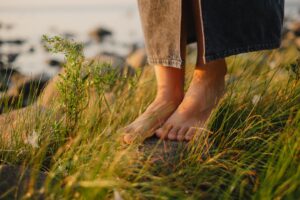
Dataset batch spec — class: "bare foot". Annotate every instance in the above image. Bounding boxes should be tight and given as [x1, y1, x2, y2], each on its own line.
[122, 65, 184, 144]
[155, 59, 227, 141]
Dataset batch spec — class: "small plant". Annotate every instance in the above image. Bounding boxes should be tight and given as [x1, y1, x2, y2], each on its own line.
[43, 35, 89, 135]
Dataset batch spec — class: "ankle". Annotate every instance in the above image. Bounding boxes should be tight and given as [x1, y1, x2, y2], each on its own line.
[155, 89, 184, 105]
[196, 59, 227, 75]
[194, 63, 226, 83]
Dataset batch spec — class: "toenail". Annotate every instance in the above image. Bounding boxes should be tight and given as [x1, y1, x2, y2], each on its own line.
[123, 134, 134, 144]
[168, 133, 176, 140]
[177, 135, 184, 141]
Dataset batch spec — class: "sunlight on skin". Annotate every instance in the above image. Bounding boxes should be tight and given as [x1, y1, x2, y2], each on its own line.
[122, 102, 178, 143]
[122, 65, 185, 144]
[155, 59, 227, 141]
[123, 59, 227, 143]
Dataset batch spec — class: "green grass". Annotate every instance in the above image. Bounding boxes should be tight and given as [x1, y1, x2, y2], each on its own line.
[0, 36, 300, 199]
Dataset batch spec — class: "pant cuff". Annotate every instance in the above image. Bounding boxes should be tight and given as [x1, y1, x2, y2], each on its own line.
[147, 58, 183, 69]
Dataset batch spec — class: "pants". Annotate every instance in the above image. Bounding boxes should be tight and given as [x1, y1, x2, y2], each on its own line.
[137, 0, 284, 68]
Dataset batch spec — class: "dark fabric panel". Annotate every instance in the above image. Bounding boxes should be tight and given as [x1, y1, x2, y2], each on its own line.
[199, 0, 284, 59]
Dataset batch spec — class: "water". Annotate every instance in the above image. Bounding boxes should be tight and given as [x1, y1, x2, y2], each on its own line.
[0, 0, 299, 76]
[0, 1, 143, 76]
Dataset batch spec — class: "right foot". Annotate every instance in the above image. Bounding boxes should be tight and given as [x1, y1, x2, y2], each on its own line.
[122, 65, 185, 144]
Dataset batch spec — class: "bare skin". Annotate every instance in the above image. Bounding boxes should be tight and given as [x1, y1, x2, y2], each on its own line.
[122, 65, 185, 144]
[122, 0, 227, 143]
[155, 59, 227, 141]
[153, 0, 227, 141]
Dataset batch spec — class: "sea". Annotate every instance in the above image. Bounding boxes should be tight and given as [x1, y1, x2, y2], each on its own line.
[0, 0, 299, 76]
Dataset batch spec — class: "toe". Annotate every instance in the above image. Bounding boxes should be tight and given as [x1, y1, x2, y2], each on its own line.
[123, 133, 135, 144]
[168, 127, 180, 140]
[156, 124, 172, 139]
[177, 127, 189, 141]
[185, 128, 197, 141]
[155, 127, 164, 138]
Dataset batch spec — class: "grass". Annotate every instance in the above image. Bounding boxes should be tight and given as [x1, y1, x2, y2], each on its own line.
[0, 36, 300, 199]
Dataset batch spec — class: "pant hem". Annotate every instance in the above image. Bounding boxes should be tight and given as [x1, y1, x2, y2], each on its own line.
[204, 42, 281, 62]
[147, 58, 183, 69]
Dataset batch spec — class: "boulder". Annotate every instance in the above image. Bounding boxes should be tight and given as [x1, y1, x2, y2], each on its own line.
[92, 52, 135, 76]
[0, 69, 48, 113]
[8, 53, 19, 63]
[89, 27, 113, 42]
[290, 21, 300, 37]
[281, 20, 300, 49]
[0, 105, 46, 144]
[0, 164, 46, 199]
[37, 70, 63, 108]
[62, 32, 76, 39]
[140, 137, 188, 164]
[46, 59, 62, 68]
[28, 46, 35, 53]
[94, 52, 125, 67]
[126, 48, 147, 69]
[0, 39, 25, 46]
[0, 68, 26, 92]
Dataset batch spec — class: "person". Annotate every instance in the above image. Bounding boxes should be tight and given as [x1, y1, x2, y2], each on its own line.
[123, 0, 284, 143]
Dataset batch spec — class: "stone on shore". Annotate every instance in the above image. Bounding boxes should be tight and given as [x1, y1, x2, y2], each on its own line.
[92, 53, 135, 75]
[141, 137, 188, 164]
[0, 164, 46, 199]
[126, 48, 147, 69]
[0, 69, 48, 113]
[89, 27, 113, 43]
[46, 59, 62, 68]
[0, 39, 26, 46]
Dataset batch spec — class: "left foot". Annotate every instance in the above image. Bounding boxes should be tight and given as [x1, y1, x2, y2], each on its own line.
[122, 65, 185, 144]
[155, 59, 227, 141]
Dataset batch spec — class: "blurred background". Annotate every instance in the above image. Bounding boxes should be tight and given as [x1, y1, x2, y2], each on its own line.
[0, 0, 299, 78]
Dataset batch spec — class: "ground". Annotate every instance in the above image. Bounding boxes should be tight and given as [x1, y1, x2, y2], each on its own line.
[0, 36, 299, 199]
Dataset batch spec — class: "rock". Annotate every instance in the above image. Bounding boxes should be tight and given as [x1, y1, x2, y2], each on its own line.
[5, 24, 13, 30]
[37, 70, 63, 108]
[295, 29, 300, 37]
[0, 102, 63, 149]
[126, 48, 147, 69]
[0, 70, 48, 113]
[0, 61, 4, 68]
[0, 68, 23, 91]
[93, 53, 125, 68]
[0, 106, 33, 143]
[92, 52, 135, 76]
[140, 137, 188, 164]
[0, 39, 25, 46]
[290, 21, 300, 37]
[0, 164, 46, 199]
[285, 31, 296, 41]
[281, 20, 300, 49]
[295, 38, 300, 49]
[89, 27, 113, 42]
[62, 32, 76, 39]
[28, 46, 35, 53]
[0, 53, 19, 64]
[7, 53, 19, 63]
[19, 78, 48, 105]
[46, 59, 62, 67]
